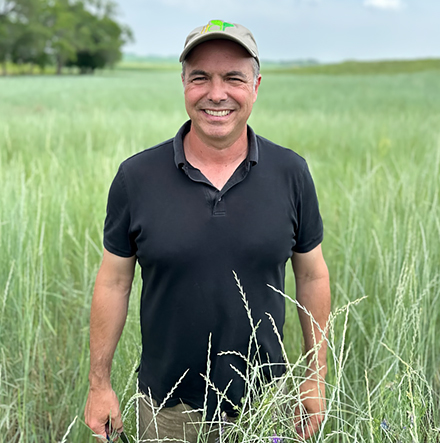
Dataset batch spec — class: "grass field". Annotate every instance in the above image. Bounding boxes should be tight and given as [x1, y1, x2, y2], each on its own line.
[268, 58, 440, 75]
[0, 67, 439, 442]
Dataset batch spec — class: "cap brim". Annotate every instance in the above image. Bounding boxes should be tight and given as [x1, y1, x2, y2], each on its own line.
[179, 32, 259, 64]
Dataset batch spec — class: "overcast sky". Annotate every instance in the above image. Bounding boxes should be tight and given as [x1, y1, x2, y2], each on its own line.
[116, 0, 440, 63]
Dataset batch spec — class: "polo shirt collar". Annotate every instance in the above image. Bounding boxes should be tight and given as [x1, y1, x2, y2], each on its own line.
[173, 120, 259, 169]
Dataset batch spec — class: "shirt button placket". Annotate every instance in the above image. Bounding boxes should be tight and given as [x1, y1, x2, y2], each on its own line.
[213, 194, 226, 216]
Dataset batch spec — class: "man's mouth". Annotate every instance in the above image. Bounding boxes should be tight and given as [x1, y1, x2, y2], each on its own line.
[204, 109, 231, 117]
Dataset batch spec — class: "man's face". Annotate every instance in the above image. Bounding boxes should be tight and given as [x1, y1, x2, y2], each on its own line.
[182, 39, 261, 148]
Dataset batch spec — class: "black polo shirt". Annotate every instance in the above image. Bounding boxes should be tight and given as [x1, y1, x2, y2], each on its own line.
[104, 121, 323, 420]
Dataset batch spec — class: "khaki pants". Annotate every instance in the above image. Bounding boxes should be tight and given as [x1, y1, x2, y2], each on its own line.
[136, 378, 292, 442]
[137, 392, 222, 443]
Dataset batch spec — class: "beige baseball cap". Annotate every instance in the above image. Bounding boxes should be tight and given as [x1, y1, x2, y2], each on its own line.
[179, 20, 260, 66]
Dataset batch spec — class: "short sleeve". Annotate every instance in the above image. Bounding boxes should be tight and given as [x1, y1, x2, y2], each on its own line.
[103, 165, 137, 257]
[293, 163, 323, 253]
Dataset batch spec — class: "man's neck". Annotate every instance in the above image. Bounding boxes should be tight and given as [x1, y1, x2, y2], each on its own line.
[183, 124, 249, 190]
[183, 125, 248, 169]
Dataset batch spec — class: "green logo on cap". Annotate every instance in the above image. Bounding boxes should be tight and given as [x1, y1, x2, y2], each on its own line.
[201, 20, 234, 34]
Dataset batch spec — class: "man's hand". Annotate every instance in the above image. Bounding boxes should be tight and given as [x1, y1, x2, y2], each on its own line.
[85, 387, 123, 440]
[294, 378, 326, 440]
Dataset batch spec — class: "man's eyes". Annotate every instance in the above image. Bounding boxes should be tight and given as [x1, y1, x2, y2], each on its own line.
[189, 76, 246, 83]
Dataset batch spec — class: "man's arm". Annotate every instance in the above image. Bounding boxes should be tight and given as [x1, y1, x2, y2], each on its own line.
[85, 248, 136, 440]
[291, 244, 331, 440]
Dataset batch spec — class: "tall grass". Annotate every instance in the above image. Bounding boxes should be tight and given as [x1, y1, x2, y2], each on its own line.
[0, 70, 439, 441]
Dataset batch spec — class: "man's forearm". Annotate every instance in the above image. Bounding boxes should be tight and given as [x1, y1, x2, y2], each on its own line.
[85, 251, 135, 438]
[295, 273, 331, 379]
[89, 273, 131, 387]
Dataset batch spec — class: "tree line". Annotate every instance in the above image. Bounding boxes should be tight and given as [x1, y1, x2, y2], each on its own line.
[0, 0, 133, 75]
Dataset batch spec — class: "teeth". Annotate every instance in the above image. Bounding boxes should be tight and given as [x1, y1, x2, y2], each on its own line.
[205, 110, 231, 117]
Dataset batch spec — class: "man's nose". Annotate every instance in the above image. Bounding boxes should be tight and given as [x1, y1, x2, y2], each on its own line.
[207, 79, 227, 103]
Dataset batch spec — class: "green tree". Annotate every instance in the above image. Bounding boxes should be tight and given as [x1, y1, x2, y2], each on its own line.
[44, 0, 81, 74]
[73, 10, 132, 73]
[0, 0, 51, 74]
[46, 0, 133, 74]
[0, 0, 30, 74]
[0, 0, 133, 75]
[67, 0, 132, 74]
[11, 2, 51, 72]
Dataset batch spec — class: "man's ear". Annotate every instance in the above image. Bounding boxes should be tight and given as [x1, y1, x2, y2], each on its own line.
[253, 75, 262, 102]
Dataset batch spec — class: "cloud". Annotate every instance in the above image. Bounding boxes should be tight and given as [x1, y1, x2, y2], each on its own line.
[364, 0, 405, 10]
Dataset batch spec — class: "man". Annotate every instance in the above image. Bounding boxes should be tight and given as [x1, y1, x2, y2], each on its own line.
[85, 20, 330, 442]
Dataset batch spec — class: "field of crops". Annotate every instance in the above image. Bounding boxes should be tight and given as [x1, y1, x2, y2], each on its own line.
[1, 67, 439, 442]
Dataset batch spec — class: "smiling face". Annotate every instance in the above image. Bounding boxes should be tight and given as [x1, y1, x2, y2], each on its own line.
[182, 39, 261, 149]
